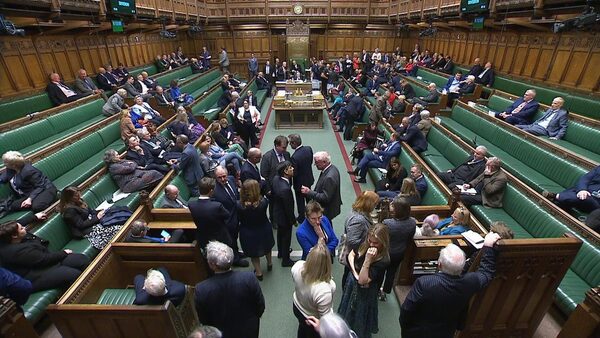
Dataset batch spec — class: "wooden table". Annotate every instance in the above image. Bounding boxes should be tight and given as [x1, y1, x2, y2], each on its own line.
[274, 106, 325, 129]
[275, 81, 313, 92]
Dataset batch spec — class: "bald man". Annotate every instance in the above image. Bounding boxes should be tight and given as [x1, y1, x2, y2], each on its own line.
[46, 73, 89, 106]
[161, 184, 188, 208]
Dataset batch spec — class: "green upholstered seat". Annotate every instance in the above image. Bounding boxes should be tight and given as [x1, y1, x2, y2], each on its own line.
[22, 289, 61, 323]
[153, 175, 192, 208]
[192, 88, 223, 121]
[415, 68, 448, 89]
[0, 93, 54, 124]
[97, 289, 137, 305]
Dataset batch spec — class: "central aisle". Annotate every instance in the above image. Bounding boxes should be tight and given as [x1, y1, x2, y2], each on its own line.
[254, 99, 401, 337]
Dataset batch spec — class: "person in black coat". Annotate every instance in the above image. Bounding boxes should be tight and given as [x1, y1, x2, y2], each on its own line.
[474, 62, 495, 87]
[240, 148, 268, 195]
[0, 217, 90, 292]
[399, 80, 416, 100]
[125, 136, 171, 174]
[256, 72, 272, 96]
[400, 232, 501, 338]
[397, 117, 428, 154]
[195, 241, 265, 338]
[343, 92, 366, 141]
[212, 166, 248, 267]
[271, 162, 296, 267]
[260, 136, 291, 225]
[288, 134, 314, 223]
[173, 136, 204, 197]
[438, 146, 488, 189]
[133, 267, 186, 306]
[301, 152, 342, 223]
[188, 177, 233, 249]
[1, 151, 58, 213]
[46, 73, 88, 106]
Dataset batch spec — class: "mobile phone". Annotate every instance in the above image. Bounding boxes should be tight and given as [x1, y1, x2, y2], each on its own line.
[161, 230, 171, 238]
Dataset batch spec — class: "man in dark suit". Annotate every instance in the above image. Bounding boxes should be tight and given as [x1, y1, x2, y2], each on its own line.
[195, 241, 265, 338]
[410, 164, 428, 198]
[161, 184, 188, 208]
[46, 73, 88, 106]
[397, 117, 428, 153]
[133, 267, 186, 306]
[173, 135, 204, 197]
[212, 166, 248, 267]
[126, 136, 170, 174]
[439, 55, 454, 74]
[438, 146, 488, 189]
[495, 89, 540, 125]
[276, 61, 288, 81]
[399, 79, 416, 100]
[256, 72, 272, 96]
[516, 97, 568, 140]
[544, 165, 600, 213]
[301, 151, 342, 222]
[190, 57, 204, 74]
[349, 132, 402, 183]
[411, 82, 439, 106]
[342, 92, 366, 141]
[475, 62, 495, 87]
[289, 134, 314, 223]
[461, 157, 508, 208]
[271, 162, 296, 267]
[96, 67, 119, 91]
[260, 135, 291, 196]
[400, 232, 501, 338]
[189, 177, 232, 249]
[141, 71, 158, 90]
[154, 86, 175, 107]
[467, 57, 483, 77]
[361, 49, 372, 73]
[73, 68, 107, 100]
[246, 90, 259, 108]
[240, 148, 267, 193]
[125, 220, 184, 243]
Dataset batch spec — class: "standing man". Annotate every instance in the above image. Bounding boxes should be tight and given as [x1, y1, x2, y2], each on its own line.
[201, 46, 212, 69]
[212, 166, 249, 267]
[241, 148, 267, 194]
[301, 152, 342, 223]
[264, 61, 273, 84]
[289, 134, 314, 223]
[173, 135, 204, 197]
[219, 47, 230, 73]
[320, 63, 330, 97]
[261, 136, 291, 227]
[400, 232, 501, 338]
[271, 161, 296, 267]
[248, 53, 259, 78]
[188, 178, 232, 249]
[195, 241, 265, 338]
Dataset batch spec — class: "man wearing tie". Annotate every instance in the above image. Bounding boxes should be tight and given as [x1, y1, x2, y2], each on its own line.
[256, 72, 272, 96]
[301, 151, 342, 223]
[516, 97, 568, 140]
[261, 136, 291, 228]
[264, 61, 273, 84]
[271, 161, 296, 267]
[288, 134, 314, 223]
[349, 132, 402, 183]
[248, 53, 259, 78]
[241, 148, 268, 194]
[161, 184, 188, 208]
[74, 68, 108, 100]
[495, 89, 540, 125]
[189, 177, 232, 249]
[46, 73, 89, 106]
[213, 166, 249, 267]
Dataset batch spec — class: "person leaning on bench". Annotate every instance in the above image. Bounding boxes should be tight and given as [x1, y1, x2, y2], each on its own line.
[543, 165, 600, 214]
[495, 89, 540, 125]
[133, 267, 186, 306]
[46, 72, 91, 107]
[125, 219, 184, 243]
[516, 97, 568, 140]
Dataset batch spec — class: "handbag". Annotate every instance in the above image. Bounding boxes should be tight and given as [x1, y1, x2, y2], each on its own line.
[337, 233, 350, 266]
[100, 206, 133, 227]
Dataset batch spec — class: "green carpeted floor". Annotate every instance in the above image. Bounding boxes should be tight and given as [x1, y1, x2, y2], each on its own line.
[235, 97, 401, 337]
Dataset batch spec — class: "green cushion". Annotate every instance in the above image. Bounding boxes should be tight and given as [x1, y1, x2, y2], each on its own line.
[131, 64, 158, 77]
[22, 289, 61, 323]
[157, 67, 194, 88]
[415, 68, 448, 89]
[0, 93, 54, 124]
[565, 95, 600, 120]
[97, 288, 136, 305]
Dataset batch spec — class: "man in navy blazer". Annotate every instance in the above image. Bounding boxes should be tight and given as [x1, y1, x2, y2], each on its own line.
[289, 134, 314, 223]
[400, 232, 501, 338]
[495, 89, 540, 125]
[212, 166, 248, 267]
[240, 148, 267, 191]
[398, 117, 428, 153]
[271, 162, 296, 267]
[474, 62, 495, 87]
[411, 164, 429, 198]
[133, 267, 186, 306]
[173, 135, 204, 197]
[188, 177, 232, 249]
[545, 165, 600, 213]
[245, 90, 259, 108]
[516, 97, 568, 140]
[350, 132, 402, 183]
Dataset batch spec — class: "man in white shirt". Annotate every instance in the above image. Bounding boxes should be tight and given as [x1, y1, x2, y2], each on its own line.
[516, 97, 568, 140]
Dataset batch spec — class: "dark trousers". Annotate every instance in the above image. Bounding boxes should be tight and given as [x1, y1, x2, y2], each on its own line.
[241, 123, 259, 148]
[146, 163, 169, 174]
[293, 303, 320, 338]
[30, 253, 90, 292]
[11, 186, 58, 212]
[461, 193, 482, 207]
[381, 253, 403, 294]
[277, 223, 292, 261]
[343, 117, 356, 141]
[294, 189, 308, 223]
[557, 189, 600, 212]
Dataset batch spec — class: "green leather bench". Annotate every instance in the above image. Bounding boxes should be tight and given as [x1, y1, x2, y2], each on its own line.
[478, 95, 600, 162]
[131, 64, 159, 77]
[0, 93, 54, 124]
[565, 95, 600, 120]
[153, 175, 192, 208]
[156, 67, 197, 89]
[192, 88, 223, 122]
[188, 72, 223, 101]
[469, 184, 600, 315]
[421, 126, 471, 174]
[244, 80, 268, 110]
[0, 99, 106, 156]
[97, 289, 136, 305]
[438, 105, 588, 193]
[414, 68, 448, 89]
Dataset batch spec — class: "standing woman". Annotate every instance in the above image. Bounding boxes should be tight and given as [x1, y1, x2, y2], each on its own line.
[237, 179, 274, 280]
[338, 223, 390, 338]
[296, 201, 338, 260]
[291, 239, 336, 338]
[379, 197, 416, 301]
[59, 186, 122, 251]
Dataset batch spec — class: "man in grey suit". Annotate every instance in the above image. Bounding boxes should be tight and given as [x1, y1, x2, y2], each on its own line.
[173, 135, 204, 197]
[161, 184, 188, 208]
[123, 76, 144, 98]
[74, 69, 108, 100]
[411, 82, 440, 107]
[301, 151, 342, 222]
[516, 97, 568, 140]
[101, 89, 128, 116]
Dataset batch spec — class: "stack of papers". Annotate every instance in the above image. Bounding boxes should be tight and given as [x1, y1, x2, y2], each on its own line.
[462, 230, 485, 249]
[459, 186, 477, 195]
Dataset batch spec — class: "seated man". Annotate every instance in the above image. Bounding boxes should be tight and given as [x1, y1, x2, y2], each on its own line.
[96, 67, 119, 91]
[134, 74, 154, 96]
[190, 57, 204, 74]
[102, 89, 129, 116]
[125, 220, 184, 243]
[397, 117, 428, 153]
[133, 267, 186, 306]
[126, 136, 172, 174]
[0, 267, 32, 306]
[475, 62, 495, 87]
[348, 132, 401, 183]
[365, 75, 380, 96]
[495, 89, 540, 125]
[398, 79, 416, 100]
[46, 73, 89, 106]
[543, 165, 600, 213]
[154, 86, 176, 107]
[410, 163, 428, 198]
[446, 75, 475, 107]
[255, 72, 272, 96]
[411, 82, 439, 107]
[460, 157, 508, 208]
[438, 146, 488, 189]
[73, 68, 108, 100]
[141, 72, 158, 90]
[516, 97, 568, 140]
[123, 76, 144, 98]
[161, 184, 188, 209]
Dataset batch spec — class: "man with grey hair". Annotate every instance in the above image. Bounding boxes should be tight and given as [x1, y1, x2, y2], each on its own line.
[438, 145, 488, 189]
[133, 267, 186, 306]
[461, 157, 508, 208]
[74, 68, 108, 100]
[161, 184, 188, 208]
[495, 89, 539, 125]
[102, 89, 128, 116]
[194, 241, 265, 338]
[400, 232, 501, 337]
[301, 151, 342, 222]
[187, 325, 222, 338]
[516, 97, 568, 140]
[411, 82, 439, 107]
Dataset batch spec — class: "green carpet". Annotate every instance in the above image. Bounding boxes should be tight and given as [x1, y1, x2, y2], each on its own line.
[236, 97, 400, 337]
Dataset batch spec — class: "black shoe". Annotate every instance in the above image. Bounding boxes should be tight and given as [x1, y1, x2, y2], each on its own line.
[378, 289, 387, 301]
[267, 264, 273, 271]
[347, 168, 358, 175]
[233, 259, 249, 267]
[254, 271, 263, 281]
[282, 259, 296, 267]
[354, 177, 366, 183]
[238, 252, 247, 259]
[542, 190, 557, 201]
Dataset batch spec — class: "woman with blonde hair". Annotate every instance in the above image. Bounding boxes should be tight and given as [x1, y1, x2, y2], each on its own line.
[338, 223, 390, 338]
[435, 206, 471, 235]
[291, 239, 336, 338]
[398, 178, 421, 206]
[120, 109, 138, 144]
[237, 179, 274, 280]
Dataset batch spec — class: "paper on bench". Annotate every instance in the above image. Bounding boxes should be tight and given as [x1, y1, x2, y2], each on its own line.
[95, 200, 114, 211]
[459, 185, 477, 195]
[377, 168, 388, 174]
[204, 108, 220, 116]
[112, 190, 130, 202]
[462, 230, 485, 249]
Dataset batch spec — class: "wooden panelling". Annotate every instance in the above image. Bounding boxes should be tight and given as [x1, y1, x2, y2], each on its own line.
[419, 30, 600, 93]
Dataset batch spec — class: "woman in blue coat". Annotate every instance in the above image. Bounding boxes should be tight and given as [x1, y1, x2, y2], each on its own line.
[296, 201, 339, 260]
